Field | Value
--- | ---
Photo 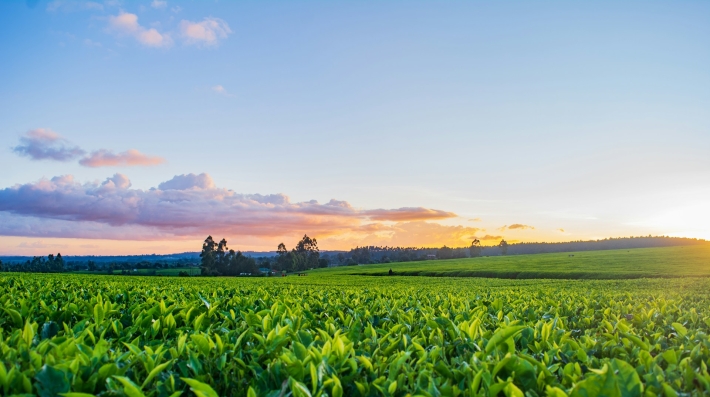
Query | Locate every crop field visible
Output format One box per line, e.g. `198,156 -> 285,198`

72,268 -> 200,277
318,246 -> 710,279
1,273 -> 709,397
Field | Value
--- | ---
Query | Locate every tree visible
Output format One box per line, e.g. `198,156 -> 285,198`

88,260 -> 97,271
498,239 -> 509,256
469,239 -> 482,257
295,234 -> 320,269
200,236 -> 218,275
0,259 -> 3,272
201,236 -> 257,276
275,243 -> 291,272
437,246 -> 453,260
277,243 -> 287,256
54,253 -> 65,272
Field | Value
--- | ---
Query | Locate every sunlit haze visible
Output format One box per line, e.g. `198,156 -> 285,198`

1,1 -> 709,255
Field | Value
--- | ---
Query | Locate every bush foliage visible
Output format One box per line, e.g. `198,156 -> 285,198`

0,274 -> 708,396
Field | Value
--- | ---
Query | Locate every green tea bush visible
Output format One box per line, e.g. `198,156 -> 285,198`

0,274 -> 708,396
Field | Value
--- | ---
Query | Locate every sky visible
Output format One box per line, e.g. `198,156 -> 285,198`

1,0 -> 709,255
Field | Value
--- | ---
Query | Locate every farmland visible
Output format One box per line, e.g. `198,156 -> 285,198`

316,246 -> 710,279
1,272 -> 709,396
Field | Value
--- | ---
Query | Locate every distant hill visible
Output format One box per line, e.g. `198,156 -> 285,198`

0,236 -> 705,265
480,236 -> 708,256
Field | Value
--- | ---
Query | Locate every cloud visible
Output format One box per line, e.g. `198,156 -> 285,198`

158,173 -> 214,190
12,129 -> 85,161
211,85 -> 235,97
46,1 -> 104,12
336,221 -> 482,248
477,234 -> 504,241
363,207 -> 456,222
151,0 -> 167,9
12,129 -> 163,168
508,223 -> 535,230
83,38 -> 102,47
107,12 -> 172,47
498,224 -> 535,231
469,218 -> 482,222
558,228 -> 565,233
79,149 -> 166,167
180,17 -> 231,46
0,174 -> 459,241
17,240 -> 65,249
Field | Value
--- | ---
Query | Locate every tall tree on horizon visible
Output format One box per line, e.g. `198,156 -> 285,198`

470,239 -> 482,257
498,239 -> 509,256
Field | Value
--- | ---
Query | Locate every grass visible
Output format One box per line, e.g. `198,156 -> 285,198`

310,245 -> 710,279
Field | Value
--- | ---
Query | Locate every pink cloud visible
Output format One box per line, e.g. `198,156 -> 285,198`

0,174 -> 459,242
180,17 -> 231,46
107,12 -> 172,47
364,207 -> 456,221
79,149 -> 166,167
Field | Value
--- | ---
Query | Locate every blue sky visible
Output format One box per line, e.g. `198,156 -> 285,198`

1,1 -> 709,255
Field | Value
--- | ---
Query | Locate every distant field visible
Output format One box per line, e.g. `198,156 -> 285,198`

72,267 -> 199,276
311,245 -> 710,279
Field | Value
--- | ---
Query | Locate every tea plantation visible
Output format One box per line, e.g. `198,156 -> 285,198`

318,246 -> 710,279
1,273 -> 709,396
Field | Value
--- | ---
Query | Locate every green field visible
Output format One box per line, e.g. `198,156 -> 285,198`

73,267 -> 200,276
313,245 -> 710,279
1,270 -> 709,396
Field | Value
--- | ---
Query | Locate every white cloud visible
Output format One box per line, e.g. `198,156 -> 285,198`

179,17 -> 231,46
107,12 -> 172,48
211,85 -> 235,97
83,38 -> 102,47
46,1 -> 104,12
151,0 -> 167,9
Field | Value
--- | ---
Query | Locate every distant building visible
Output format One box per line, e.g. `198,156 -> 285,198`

426,254 -> 437,260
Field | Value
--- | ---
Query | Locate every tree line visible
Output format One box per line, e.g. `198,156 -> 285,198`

0,253 -> 66,273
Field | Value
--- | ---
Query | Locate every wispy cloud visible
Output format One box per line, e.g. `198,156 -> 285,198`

18,240 -> 65,249
0,173 -> 460,242
83,38 -> 102,47
499,223 -> 535,231
107,12 -> 172,47
12,129 -> 85,161
180,17 -> 231,46
150,0 -> 167,9
46,1 -> 104,12
11,128 -> 163,168
211,85 -> 235,97
79,149 -> 166,168
477,234 -> 504,241
364,207 -> 456,222
508,223 -> 534,230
